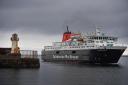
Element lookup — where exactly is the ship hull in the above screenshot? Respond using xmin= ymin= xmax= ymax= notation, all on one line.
xmin=42 ymin=47 xmax=126 ymax=64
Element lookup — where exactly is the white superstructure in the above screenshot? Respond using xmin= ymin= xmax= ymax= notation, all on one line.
xmin=44 ymin=28 xmax=118 ymax=51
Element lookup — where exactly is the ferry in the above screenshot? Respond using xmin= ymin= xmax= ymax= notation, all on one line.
xmin=42 ymin=26 xmax=126 ymax=64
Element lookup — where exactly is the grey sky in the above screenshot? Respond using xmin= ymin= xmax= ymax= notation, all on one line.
xmin=0 ymin=0 xmax=128 ymax=53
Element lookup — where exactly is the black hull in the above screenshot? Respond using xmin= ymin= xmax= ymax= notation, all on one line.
xmin=42 ymin=48 xmax=126 ymax=64
xmin=89 ymin=49 xmax=125 ymax=63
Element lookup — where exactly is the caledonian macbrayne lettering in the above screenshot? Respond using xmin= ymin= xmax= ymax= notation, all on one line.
xmin=53 ymin=55 xmax=79 ymax=59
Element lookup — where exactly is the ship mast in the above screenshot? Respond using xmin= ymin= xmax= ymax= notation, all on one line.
xmin=66 ymin=25 xmax=69 ymax=32
xmin=96 ymin=26 xmax=102 ymax=36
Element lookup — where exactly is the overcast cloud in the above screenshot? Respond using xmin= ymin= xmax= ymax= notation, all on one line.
xmin=0 ymin=0 xmax=128 ymax=53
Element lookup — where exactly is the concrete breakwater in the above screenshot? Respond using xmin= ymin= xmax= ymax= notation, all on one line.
xmin=0 ymin=56 xmax=40 ymax=68
xmin=0 ymin=33 xmax=40 ymax=68
xmin=0 ymin=50 xmax=40 ymax=68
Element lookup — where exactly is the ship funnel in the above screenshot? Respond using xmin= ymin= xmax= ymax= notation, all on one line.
xmin=62 ymin=25 xmax=71 ymax=42
xmin=66 ymin=25 xmax=69 ymax=32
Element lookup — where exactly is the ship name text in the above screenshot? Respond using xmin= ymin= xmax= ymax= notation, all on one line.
xmin=53 ymin=55 xmax=79 ymax=59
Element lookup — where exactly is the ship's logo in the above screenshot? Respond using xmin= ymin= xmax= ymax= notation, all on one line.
xmin=53 ymin=55 xmax=79 ymax=59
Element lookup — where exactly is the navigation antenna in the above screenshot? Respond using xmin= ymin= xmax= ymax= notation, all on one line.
xmin=96 ymin=26 xmax=103 ymax=36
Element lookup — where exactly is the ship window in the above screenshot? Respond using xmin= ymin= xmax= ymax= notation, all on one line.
xmin=99 ymin=37 xmax=101 ymax=39
xmin=96 ymin=37 xmax=98 ymax=40
xmin=104 ymin=37 xmax=106 ymax=39
xmin=109 ymin=37 xmax=111 ymax=40
xmin=106 ymin=37 xmax=108 ymax=39
xmin=101 ymin=37 xmax=103 ymax=40
xmin=56 ymin=51 xmax=60 ymax=54
xmin=82 ymin=46 xmax=85 ymax=48
xmin=96 ymin=41 xmax=99 ymax=43
xmin=112 ymin=38 xmax=114 ymax=40
xmin=102 ymin=37 xmax=104 ymax=40
xmin=100 ymin=41 xmax=103 ymax=43
xmin=103 ymin=37 xmax=105 ymax=40
xmin=72 ymin=51 xmax=76 ymax=54
xmin=94 ymin=37 xmax=96 ymax=39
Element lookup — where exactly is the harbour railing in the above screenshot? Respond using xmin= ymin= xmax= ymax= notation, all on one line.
xmin=20 ymin=50 xmax=38 ymax=58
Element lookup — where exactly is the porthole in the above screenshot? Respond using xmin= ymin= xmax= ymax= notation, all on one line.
xmin=72 ymin=51 xmax=76 ymax=54
xmin=56 ymin=51 xmax=60 ymax=54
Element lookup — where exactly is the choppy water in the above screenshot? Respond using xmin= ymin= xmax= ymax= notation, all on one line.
xmin=0 ymin=56 xmax=128 ymax=85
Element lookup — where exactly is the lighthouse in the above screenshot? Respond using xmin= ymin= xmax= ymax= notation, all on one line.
xmin=11 ymin=33 xmax=20 ymax=55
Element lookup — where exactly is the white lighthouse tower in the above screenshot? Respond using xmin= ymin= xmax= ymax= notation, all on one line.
xmin=11 ymin=33 xmax=20 ymax=54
